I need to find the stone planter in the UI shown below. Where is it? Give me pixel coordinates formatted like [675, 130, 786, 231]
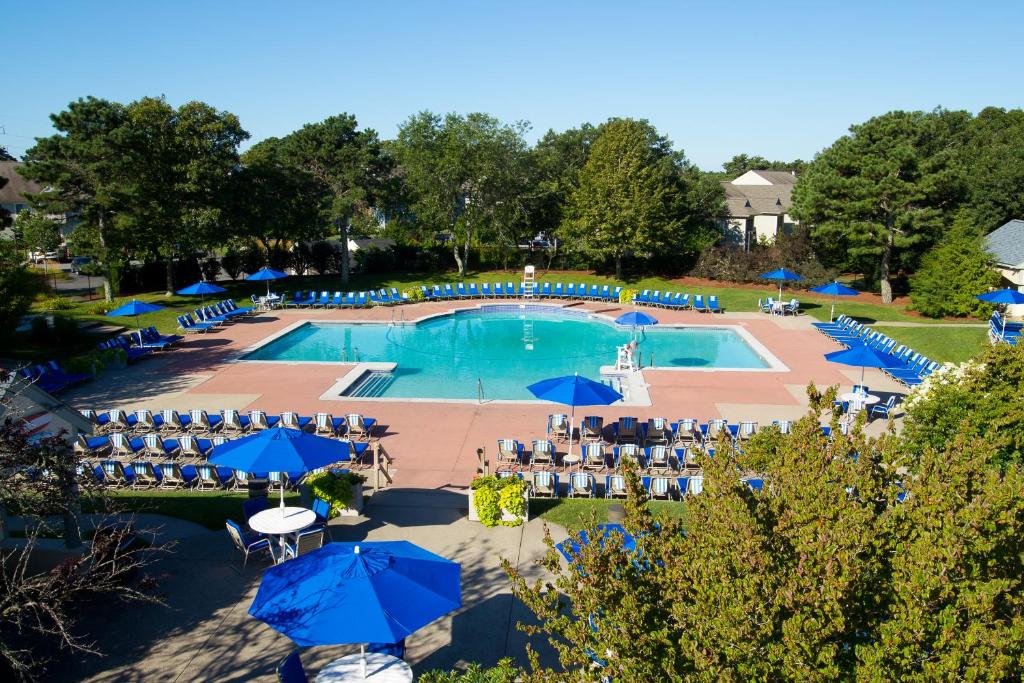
[335, 483, 364, 517]
[467, 488, 529, 525]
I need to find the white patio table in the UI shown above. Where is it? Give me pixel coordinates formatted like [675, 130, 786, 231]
[248, 506, 316, 561]
[315, 652, 413, 683]
[840, 392, 880, 412]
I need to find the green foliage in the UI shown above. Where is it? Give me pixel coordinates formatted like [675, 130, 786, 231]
[305, 470, 366, 516]
[403, 287, 424, 302]
[902, 342, 1024, 467]
[692, 225, 835, 286]
[961, 107, 1024, 230]
[470, 475, 528, 527]
[721, 153, 806, 177]
[0, 239, 42, 335]
[16, 210, 62, 255]
[418, 660, 520, 683]
[910, 215, 999, 317]
[219, 245, 244, 280]
[618, 287, 639, 304]
[39, 295, 76, 311]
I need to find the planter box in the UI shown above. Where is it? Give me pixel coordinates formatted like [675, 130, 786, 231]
[335, 483, 364, 517]
[468, 488, 529, 524]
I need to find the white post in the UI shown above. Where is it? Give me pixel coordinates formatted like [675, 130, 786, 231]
[360, 642, 366, 679]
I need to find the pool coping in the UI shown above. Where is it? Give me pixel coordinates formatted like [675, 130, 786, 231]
[232, 303, 789, 404]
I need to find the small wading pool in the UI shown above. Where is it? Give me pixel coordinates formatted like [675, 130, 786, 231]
[241, 305, 776, 400]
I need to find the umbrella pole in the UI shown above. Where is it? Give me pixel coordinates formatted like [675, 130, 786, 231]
[279, 483, 285, 508]
[831, 297, 836, 323]
[361, 643, 366, 679]
[569, 405, 576, 470]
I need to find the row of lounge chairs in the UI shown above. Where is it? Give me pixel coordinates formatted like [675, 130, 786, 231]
[18, 360, 93, 395]
[496, 469, 762, 501]
[285, 289, 409, 307]
[989, 311, 1022, 345]
[422, 282, 624, 301]
[97, 326, 185, 363]
[634, 290, 724, 313]
[812, 314, 940, 387]
[78, 409, 378, 440]
[176, 299, 255, 333]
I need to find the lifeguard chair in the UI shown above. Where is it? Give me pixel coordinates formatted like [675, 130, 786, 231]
[522, 265, 536, 299]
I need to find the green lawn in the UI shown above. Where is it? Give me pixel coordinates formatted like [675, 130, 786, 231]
[874, 325, 988, 364]
[533, 498, 687, 532]
[97, 490, 301, 530]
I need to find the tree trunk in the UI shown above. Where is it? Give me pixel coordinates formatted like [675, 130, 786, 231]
[879, 219, 894, 305]
[165, 258, 175, 296]
[453, 241, 465, 276]
[615, 254, 623, 281]
[462, 235, 471, 275]
[98, 210, 113, 302]
[339, 220, 350, 287]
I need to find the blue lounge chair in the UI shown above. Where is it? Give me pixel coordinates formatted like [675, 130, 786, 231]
[610, 286, 622, 302]
[606, 474, 628, 498]
[531, 439, 555, 467]
[497, 438, 524, 466]
[177, 314, 215, 334]
[692, 295, 705, 311]
[481, 283, 493, 297]
[634, 289, 650, 304]
[565, 283, 577, 298]
[870, 395, 898, 420]
[587, 285, 600, 300]
[467, 283, 480, 298]
[539, 282, 552, 297]
[456, 283, 468, 298]
[553, 282, 566, 298]
[493, 282, 505, 297]
[531, 470, 559, 498]
[706, 295, 723, 313]
[227, 519, 274, 568]
[443, 284, 455, 299]
[568, 472, 595, 498]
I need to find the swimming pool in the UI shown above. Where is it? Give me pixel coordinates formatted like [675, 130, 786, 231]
[242, 305, 775, 400]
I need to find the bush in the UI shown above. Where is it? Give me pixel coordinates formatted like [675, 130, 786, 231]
[39, 295, 76, 311]
[354, 246, 397, 275]
[50, 315, 81, 346]
[910, 218, 999, 318]
[619, 287, 639, 304]
[240, 243, 266, 276]
[691, 226, 835, 287]
[306, 470, 366, 516]
[310, 240, 339, 274]
[470, 475, 528, 527]
[200, 257, 222, 282]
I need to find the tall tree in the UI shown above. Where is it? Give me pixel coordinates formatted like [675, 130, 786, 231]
[20, 97, 129, 301]
[963, 107, 1024, 232]
[560, 118, 710, 279]
[0, 145, 15, 161]
[721, 153, 806, 177]
[527, 124, 600, 237]
[791, 110, 966, 303]
[275, 115, 391, 286]
[394, 111, 532, 275]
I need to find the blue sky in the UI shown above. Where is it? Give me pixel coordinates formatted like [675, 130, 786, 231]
[4, 1, 1022, 169]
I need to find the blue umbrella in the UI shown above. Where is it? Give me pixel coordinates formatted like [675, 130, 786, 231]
[245, 267, 288, 297]
[250, 541, 460, 674]
[528, 374, 623, 465]
[209, 427, 350, 506]
[825, 343, 905, 386]
[106, 299, 165, 330]
[557, 523, 636, 562]
[977, 288, 1024, 338]
[614, 311, 658, 327]
[809, 281, 861, 322]
[760, 268, 804, 300]
[176, 280, 226, 303]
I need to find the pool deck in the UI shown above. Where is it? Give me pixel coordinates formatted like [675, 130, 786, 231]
[63, 300, 906, 489]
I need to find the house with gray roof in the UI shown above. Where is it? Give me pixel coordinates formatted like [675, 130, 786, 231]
[719, 169, 799, 250]
[0, 161, 77, 240]
[985, 218, 1024, 288]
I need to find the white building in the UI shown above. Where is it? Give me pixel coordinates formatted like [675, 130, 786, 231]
[984, 219, 1024, 316]
[719, 170, 799, 250]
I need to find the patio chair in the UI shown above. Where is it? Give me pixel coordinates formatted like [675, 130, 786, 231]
[142, 433, 179, 459]
[615, 443, 644, 469]
[221, 409, 251, 434]
[606, 474, 628, 499]
[737, 421, 758, 441]
[869, 395, 898, 421]
[568, 472, 595, 498]
[74, 434, 110, 457]
[157, 463, 188, 489]
[531, 439, 555, 467]
[103, 409, 132, 433]
[673, 418, 699, 446]
[310, 497, 331, 531]
[195, 464, 231, 490]
[281, 412, 312, 431]
[547, 413, 570, 442]
[705, 295, 723, 313]
[580, 416, 604, 443]
[130, 460, 161, 488]
[187, 409, 222, 434]
[704, 419, 729, 443]
[582, 443, 608, 470]
[132, 409, 159, 433]
[531, 471, 559, 498]
[345, 413, 376, 440]
[496, 439, 524, 467]
[368, 640, 406, 660]
[109, 432, 143, 458]
[647, 445, 674, 472]
[648, 476, 672, 499]
[267, 471, 288, 491]
[615, 417, 638, 444]
[243, 496, 268, 528]
[285, 528, 325, 560]
[693, 294, 705, 311]
[177, 434, 211, 461]
[314, 412, 345, 437]
[248, 409, 279, 430]
[159, 409, 188, 434]
[226, 519, 274, 569]
[645, 417, 670, 446]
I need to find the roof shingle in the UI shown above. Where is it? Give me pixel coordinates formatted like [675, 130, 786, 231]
[985, 219, 1024, 269]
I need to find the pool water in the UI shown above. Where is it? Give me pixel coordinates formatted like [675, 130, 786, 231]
[243, 306, 770, 400]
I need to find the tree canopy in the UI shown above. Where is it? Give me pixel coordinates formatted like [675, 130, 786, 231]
[909, 212, 999, 318]
[720, 153, 806, 177]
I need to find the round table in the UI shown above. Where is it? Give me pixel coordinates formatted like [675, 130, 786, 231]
[561, 453, 582, 468]
[840, 392, 880, 412]
[248, 506, 317, 560]
[315, 653, 413, 683]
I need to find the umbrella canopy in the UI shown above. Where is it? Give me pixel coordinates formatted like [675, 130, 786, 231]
[825, 343, 905, 385]
[557, 524, 636, 562]
[975, 288, 1024, 305]
[176, 281, 227, 296]
[759, 268, 804, 300]
[246, 267, 288, 297]
[209, 427, 351, 505]
[106, 299, 165, 329]
[528, 374, 623, 465]
[249, 541, 461, 647]
[614, 311, 658, 327]
[809, 281, 860, 322]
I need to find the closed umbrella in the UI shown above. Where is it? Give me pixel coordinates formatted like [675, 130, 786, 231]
[106, 299, 165, 330]
[176, 280, 226, 304]
[250, 541, 461, 677]
[527, 373, 623, 467]
[975, 288, 1024, 338]
[809, 281, 860, 322]
[209, 427, 350, 507]
[245, 267, 288, 298]
[825, 343, 905, 387]
[759, 268, 804, 300]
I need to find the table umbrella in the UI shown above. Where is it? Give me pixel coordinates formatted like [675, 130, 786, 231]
[759, 267, 804, 300]
[809, 281, 860, 322]
[245, 267, 288, 298]
[557, 523, 636, 562]
[976, 288, 1024, 338]
[209, 427, 350, 507]
[527, 373, 623, 467]
[614, 311, 658, 343]
[825, 343, 905, 386]
[250, 541, 461, 677]
[106, 299, 165, 330]
[176, 280, 226, 304]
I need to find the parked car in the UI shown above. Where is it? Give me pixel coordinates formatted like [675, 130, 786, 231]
[70, 256, 94, 274]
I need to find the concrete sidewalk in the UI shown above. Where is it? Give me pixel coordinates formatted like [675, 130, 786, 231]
[51, 490, 562, 681]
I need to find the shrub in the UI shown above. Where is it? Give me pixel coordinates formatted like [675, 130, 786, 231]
[470, 475, 528, 527]
[220, 246, 244, 280]
[354, 246, 396, 274]
[691, 226, 835, 287]
[39, 295, 76, 311]
[910, 218, 999, 318]
[306, 470, 367, 516]
[200, 257, 222, 282]
[310, 240, 339, 274]
[240, 243, 266, 276]
[86, 298, 129, 315]
[403, 287, 425, 302]
[619, 287, 639, 304]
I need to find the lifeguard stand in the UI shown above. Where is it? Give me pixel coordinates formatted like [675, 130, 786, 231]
[522, 265, 536, 299]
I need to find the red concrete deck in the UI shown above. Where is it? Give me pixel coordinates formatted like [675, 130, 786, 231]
[70, 300, 894, 489]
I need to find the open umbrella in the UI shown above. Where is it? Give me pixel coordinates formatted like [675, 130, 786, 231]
[527, 374, 623, 467]
[614, 311, 658, 344]
[250, 541, 461, 677]
[809, 281, 860, 322]
[825, 343, 905, 386]
[976, 288, 1024, 339]
[209, 427, 350, 507]
[106, 299, 165, 330]
[245, 267, 288, 298]
[759, 268, 804, 300]
[176, 280, 226, 304]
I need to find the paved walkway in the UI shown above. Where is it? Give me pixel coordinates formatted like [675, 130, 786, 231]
[51, 491, 560, 681]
